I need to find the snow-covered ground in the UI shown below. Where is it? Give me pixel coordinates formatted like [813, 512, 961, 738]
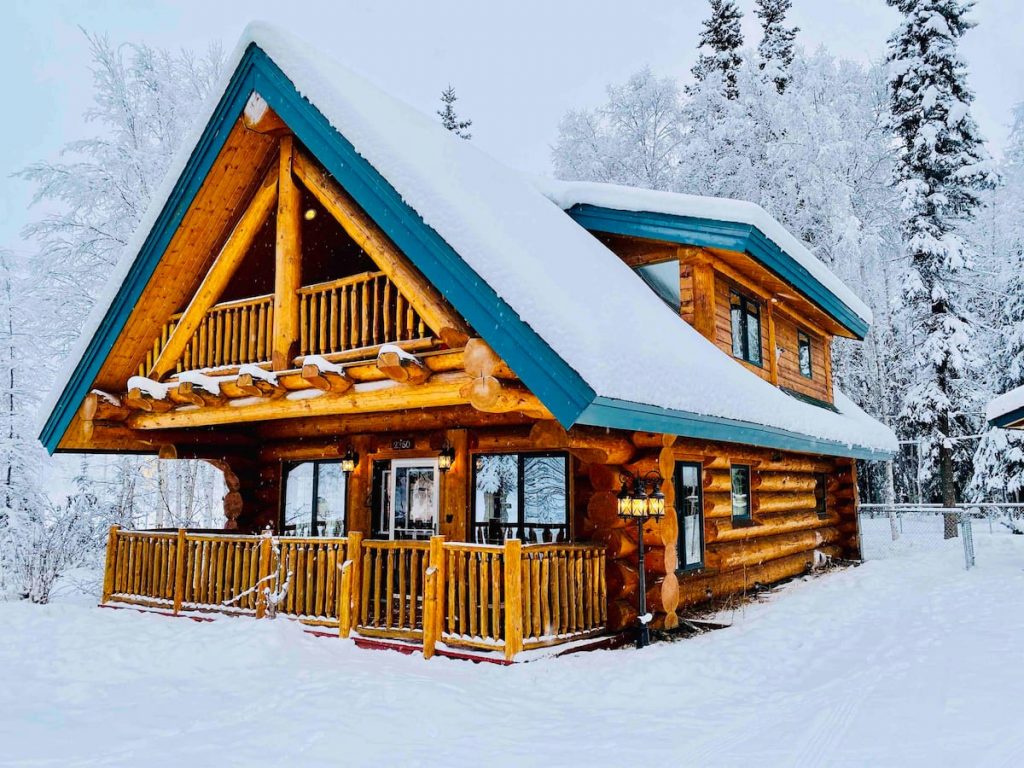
[1, 536, 1022, 767]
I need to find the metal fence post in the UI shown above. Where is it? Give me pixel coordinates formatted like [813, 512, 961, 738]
[960, 511, 975, 571]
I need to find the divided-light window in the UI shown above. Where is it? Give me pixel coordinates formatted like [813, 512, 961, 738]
[282, 461, 347, 537]
[730, 291, 762, 366]
[798, 330, 813, 378]
[472, 452, 569, 544]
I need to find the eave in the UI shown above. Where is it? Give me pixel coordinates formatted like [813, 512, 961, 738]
[564, 204, 870, 340]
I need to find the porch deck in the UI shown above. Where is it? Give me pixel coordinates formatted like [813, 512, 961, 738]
[100, 527, 607, 661]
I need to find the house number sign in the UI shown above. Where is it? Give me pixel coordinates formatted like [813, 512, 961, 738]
[390, 438, 414, 450]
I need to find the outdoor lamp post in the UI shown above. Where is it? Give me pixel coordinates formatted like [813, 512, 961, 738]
[617, 470, 666, 649]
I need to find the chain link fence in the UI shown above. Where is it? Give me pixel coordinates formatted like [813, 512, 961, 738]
[857, 503, 1024, 569]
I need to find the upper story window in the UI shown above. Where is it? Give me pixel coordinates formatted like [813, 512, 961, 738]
[730, 291, 762, 366]
[798, 330, 813, 378]
[282, 461, 347, 537]
[472, 452, 569, 544]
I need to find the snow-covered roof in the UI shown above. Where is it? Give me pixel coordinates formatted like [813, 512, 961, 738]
[987, 386, 1024, 428]
[38, 22, 896, 459]
[533, 177, 873, 329]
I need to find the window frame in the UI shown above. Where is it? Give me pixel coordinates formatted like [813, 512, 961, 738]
[280, 459, 348, 537]
[797, 329, 814, 379]
[470, 451, 571, 543]
[814, 472, 829, 519]
[730, 290, 763, 367]
[730, 464, 752, 523]
[674, 461, 705, 573]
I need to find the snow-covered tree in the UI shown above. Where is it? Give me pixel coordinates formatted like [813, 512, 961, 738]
[553, 67, 683, 190]
[691, 0, 744, 100]
[886, 0, 997, 517]
[755, 0, 798, 93]
[437, 85, 472, 139]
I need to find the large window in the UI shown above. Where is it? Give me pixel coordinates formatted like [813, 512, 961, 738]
[798, 330, 813, 378]
[675, 462, 704, 571]
[730, 464, 752, 523]
[472, 452, 569, 543]
[282, 461, 347, 536]
[730, 291, 762, 366]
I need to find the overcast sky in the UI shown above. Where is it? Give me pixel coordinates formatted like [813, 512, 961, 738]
[2, 0, 1022, 257]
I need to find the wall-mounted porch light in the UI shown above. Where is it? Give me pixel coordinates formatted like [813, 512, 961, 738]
[617, 470, 666, 649]
[438, 443, 456, 473]
[340, 447, 359, 475]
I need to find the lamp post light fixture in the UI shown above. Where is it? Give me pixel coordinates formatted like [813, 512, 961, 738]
[437, 443, 456, 473]
[340, 447, 359, 475]
[617, 470, 666, 649]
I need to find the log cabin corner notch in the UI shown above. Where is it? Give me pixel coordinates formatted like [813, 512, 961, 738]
[40, 22, 896, 658]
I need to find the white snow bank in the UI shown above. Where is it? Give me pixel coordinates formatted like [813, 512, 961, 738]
[534, 176, 873, 326]
[39, 22, 894, 456]
[3, 534, 1023, 766]
[986, 384, 1024, 424]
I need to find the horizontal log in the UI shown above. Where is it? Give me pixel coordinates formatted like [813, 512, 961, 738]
[463, 337, 515, 379]
[754, 492, 819, 515]
[678, 550, 816, 607]
[705, 527, 840, 571]
[607, 598, 639, 633]
[376, 348, 430, 385]
[706, 511, 839, 543]
[586, 490, 626, 530]
[752, 472, 818, 493]
[645, 574, 679, 614]
[528, 421, 636, 465]
[606, 559, 639, 601]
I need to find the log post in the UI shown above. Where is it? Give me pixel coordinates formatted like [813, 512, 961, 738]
[503, 538, 523, 661]
[272, 135, 302, 370]
[337, 560, 353, 638]
[172, 528, 187, 615]
[422, 567, 439, 660]
[255, 533, 273, 619]
[101, 525, 120, 604]
[429, 535, 446, 642]
[346, 531, 363, 625]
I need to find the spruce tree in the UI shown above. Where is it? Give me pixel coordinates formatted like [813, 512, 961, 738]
[886, 0, 996, 526]
[437, 85, 472, 140]
[755, 0, 798, 93]
[691, 0, 744, 99]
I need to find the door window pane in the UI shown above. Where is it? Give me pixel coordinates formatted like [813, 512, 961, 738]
[284, 463, 315, 536]
[393, 465, 437, 539]
[316, 463, 346, 537]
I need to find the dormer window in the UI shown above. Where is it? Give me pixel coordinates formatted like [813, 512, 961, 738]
[730, 291, 762, 366]
[798, 330, 813, 378]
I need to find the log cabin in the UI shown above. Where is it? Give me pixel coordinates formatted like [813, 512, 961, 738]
[37, 23, 896, 659]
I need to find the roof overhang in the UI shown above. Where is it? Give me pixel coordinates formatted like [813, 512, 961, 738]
[988, 386, 1024, 430]
[564, 204, 870, 340]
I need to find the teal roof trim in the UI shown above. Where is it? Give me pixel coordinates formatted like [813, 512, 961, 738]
[565, 204, 870, 340]
[990, 406, 1024, 430]
[576, 396, 892, 460]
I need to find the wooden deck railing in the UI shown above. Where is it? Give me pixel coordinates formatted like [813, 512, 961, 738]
[139, 271, 433, 377]
[102, 527, 606, 661]
[298, 271, 429, 358]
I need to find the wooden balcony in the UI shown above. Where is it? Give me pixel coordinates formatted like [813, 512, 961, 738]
[140, 270, 433, 377]
[101, 527, 607, 661]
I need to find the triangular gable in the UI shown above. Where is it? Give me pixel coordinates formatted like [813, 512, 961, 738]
[39, 25, 896, 460]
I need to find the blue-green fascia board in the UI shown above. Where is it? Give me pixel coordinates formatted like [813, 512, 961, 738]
[576, 396, 894, 461]
[565, 205, 870, 340]
[39, 43, 594, 453]
[990, 406, 1024, 430]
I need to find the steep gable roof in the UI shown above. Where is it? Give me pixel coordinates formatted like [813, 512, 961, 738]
[38, 22, 896, 459]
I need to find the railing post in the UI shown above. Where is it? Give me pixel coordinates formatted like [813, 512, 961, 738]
[429, 535, 446, 643]
[255, 532, 273, 619]
[347, 531, 363, 625]
[173, 528, 187, 615]
[101, 525, 120, 604]
[503, 538, 523, 661]
[423, 567, 438, 660]
[338, 560, 353, 638]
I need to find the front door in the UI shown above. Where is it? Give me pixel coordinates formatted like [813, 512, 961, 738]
[384, 459, 439, 540]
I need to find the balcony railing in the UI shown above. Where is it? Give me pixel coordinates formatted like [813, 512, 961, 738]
[141, 270, 432, 377]
[101, 527, 607, 660]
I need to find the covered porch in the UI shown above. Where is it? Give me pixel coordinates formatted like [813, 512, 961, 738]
[100, 527, 607, 660]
